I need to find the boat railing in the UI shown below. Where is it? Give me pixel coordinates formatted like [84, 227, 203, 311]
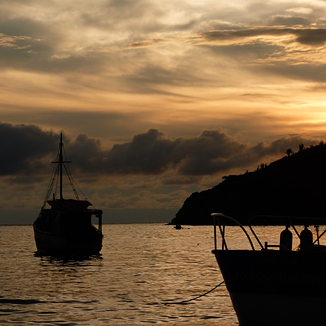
[212, 213, 256, 251]
[212, 213, 326, 252]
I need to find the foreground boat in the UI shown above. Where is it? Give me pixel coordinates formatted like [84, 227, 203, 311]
[33, 134, 103, 255]
[212, 213, 326, 326]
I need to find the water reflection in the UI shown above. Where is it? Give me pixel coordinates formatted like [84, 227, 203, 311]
[2, 225, 239, 325]
[35, 252, 103, 264]
[34, 252, 104, 290]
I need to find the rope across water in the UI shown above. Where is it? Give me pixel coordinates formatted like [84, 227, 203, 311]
[162, 280, 225, 305]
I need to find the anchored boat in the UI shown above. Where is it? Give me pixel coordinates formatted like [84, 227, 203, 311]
[212, 213, 326, 326]
[33, 133, 103, 255]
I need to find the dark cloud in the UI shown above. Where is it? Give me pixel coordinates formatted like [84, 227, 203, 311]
[70, 129, 247, 176]
[0, 36, 111, 75]
[124, 60, 206, 93]
[266, 15, 311, 27]
[0, 122, 319, 180]
[171, 130, 246, 175]
[263, 63, 326, 83]
[125, 38, 168, 49]
[0, 15, 44, 38]
[293, 29, 326, 46]
[103, 129, 174, 174]
[0, 122, 58, 175]
[225, 136, 318, 171]
[202, 27, 326, 46]
[199, 26, 326, 83]
[66, 134, 103, 172]
[0, 15, 61, 52]
[63, 130, 319, 176]
[206, 42, 282, 62]
[0, 13, 115, 75]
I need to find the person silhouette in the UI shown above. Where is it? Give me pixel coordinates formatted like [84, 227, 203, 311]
[280, 225, 292, 251]
[300, 225, 313, 251]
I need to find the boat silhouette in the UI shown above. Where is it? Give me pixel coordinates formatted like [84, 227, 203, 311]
[33, 133, 103, 255]
[212, 213, 326, 326]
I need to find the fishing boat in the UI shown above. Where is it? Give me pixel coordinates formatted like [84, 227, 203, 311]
[211, 213, 326, 326]
[33, 133, 103, 255]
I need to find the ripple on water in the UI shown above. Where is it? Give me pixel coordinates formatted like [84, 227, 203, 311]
[0, 224, 239, 325]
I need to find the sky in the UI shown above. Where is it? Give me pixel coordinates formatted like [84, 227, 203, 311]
[1, 0, 326, 224]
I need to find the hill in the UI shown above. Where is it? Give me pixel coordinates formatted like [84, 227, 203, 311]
[170, 142, 326, 225]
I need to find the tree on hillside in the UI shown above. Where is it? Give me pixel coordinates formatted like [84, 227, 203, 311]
[286, 148, 293, 157]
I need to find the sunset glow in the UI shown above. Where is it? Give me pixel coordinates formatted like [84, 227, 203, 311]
[1, 0, 326, 223]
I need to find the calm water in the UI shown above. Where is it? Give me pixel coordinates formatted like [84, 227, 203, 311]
[0, 223, 305, 325]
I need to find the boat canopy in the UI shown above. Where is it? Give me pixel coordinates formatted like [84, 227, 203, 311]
[46, 199, 103, 215]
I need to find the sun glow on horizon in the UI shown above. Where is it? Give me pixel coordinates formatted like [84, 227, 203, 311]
[2, 0, 326, 222]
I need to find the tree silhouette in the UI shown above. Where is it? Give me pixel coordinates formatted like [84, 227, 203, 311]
[286, 148, 293, 157]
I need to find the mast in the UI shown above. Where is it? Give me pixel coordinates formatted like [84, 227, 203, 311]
[52, 133, 71, 200]
[59, 133, 63, 200]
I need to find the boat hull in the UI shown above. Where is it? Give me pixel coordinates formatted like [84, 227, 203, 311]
[213, 249, 326, 326]
[33, 223, 102, 255]
[228, 291, 326, 326]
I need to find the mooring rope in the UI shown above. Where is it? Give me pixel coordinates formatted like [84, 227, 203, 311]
[162, 280, 225, 305]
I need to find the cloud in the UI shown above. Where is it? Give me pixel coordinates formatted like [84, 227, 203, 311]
[293, 29, 326, 46]
[68, 129, 247, 176]
[102, 129, 175, 174]
[2, 0, 326, 217]
[200, 27, 326, 47]
[0, 33, 32, 48]
[91, 188, 190, 209]
[0, 122, 58, 175]
[225, 135, 318, 171]
[124, 38, 169, 49]
[285, 7, 313, 15]
[0, 122, 319, 180]
[266, 15, 312, 26]
[103, 130, 318, 176]
[1, 0, 326, 96]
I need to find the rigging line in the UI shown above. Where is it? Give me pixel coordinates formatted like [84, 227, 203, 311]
[61, 144, 89, 201]
[61, 143, 80, 200]
[63, 164, 79, 200]
[67, 167, 89, 201]
[46, 160, 58, 193]
[162, 280, 225, 305]
[43, 164, 59, 206]
[44, 146, 61, 203]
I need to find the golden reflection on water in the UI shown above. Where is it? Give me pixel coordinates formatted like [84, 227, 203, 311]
[4, 224, 318, 325]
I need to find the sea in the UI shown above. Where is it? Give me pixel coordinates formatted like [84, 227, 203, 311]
[0, 223, 305, 325]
